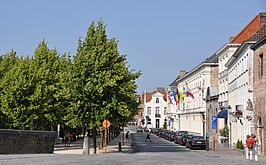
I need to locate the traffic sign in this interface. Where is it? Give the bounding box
[212,116,217,129]
[102,120,110,128]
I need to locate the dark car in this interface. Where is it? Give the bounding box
[158,129,167,138]
[175,130,188,144]
[186,135,206,149]
[163,131,172,140]
[179,134,193,146]
[169,131,177,141]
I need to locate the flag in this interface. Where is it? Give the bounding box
[186,82,194,99]
[179,86,186,104]
[175,87,180,105]
[173,91,177,103]
[182,85,187,97]
[168,93,173,104]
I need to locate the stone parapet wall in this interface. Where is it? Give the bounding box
[0,129,56,154]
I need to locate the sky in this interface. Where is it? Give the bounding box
[0,0,265,94]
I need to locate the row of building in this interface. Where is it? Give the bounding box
[138,12,266,156]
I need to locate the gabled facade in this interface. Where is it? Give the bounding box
[141,88,168,128]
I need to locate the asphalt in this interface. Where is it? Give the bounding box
[53,129,266,162]
[54,130,131,155]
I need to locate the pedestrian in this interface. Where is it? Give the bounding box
[245,135,251,160]
[67,131,71,146]
[251,134,259,161]
[246,134,255,160]
[125,131,130,142]
[145,133,152,142]
[64,131,68,147]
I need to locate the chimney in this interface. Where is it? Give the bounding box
[157,87,165,93]
[179,70,186,77]
[229,36,235,43]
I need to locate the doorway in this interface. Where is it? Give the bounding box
[257,116,264,155]
[156,119,160,128]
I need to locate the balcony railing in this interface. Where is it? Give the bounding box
[155,114,161,118]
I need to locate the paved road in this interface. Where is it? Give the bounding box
[0,126,265,165]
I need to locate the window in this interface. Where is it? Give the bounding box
[147,118,151,124]
[156,98,159,103]
[155,107,160,114]
[259,54,263,77]
[147,107,151,115]
[164,107,167,115]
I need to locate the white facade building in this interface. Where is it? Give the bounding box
[226,41,256,146]
[142,88,168,128]
[216,43,240,144]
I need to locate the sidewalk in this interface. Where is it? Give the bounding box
[205,142,266,162]
[54,131,131,155]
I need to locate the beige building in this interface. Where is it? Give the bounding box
[169,54,218,137]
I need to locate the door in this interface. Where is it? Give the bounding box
[156,119,160,128]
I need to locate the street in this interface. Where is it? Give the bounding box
[0,125,265,165]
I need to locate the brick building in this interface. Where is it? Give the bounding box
[251,36,266,156]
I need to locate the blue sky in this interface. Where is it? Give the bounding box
[0,0,265,94]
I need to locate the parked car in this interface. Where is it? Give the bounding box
[186,135,206,149]
[169,131,177,141]
[163,131,172,140]
[158,129,167,138]
[136,126,143,132]
[179,134,193,146]
[175,130,188,144]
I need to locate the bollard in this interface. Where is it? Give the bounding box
[83,136,90,154]
[206,139,209,151]
[118,142,122,152]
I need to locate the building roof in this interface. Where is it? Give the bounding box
[141,88,167,103]
[247,24,266,42]
[169,53,218,86]
[169,75,181,87]
[230,12,266,44]
[225,40,256,68]
[226,24,266,67]
[202,53,219,63]
[251,35,266,51]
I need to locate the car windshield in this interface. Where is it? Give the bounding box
[178,131,187,136]
[192,136,204,140]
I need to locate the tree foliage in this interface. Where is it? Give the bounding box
[0,19,141,130]
[69,19,141,129]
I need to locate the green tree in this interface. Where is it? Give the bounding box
[0,50,21,128]
[219,125,229,139]
[70,19,141,153]
[27,40,68,130]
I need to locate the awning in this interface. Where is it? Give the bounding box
[217,108,228,119]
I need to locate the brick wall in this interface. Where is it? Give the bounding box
[253,41,266,156]
[0,129,56,154]
[210,66,218,87]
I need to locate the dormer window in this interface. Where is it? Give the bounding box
[156,98,159,103]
